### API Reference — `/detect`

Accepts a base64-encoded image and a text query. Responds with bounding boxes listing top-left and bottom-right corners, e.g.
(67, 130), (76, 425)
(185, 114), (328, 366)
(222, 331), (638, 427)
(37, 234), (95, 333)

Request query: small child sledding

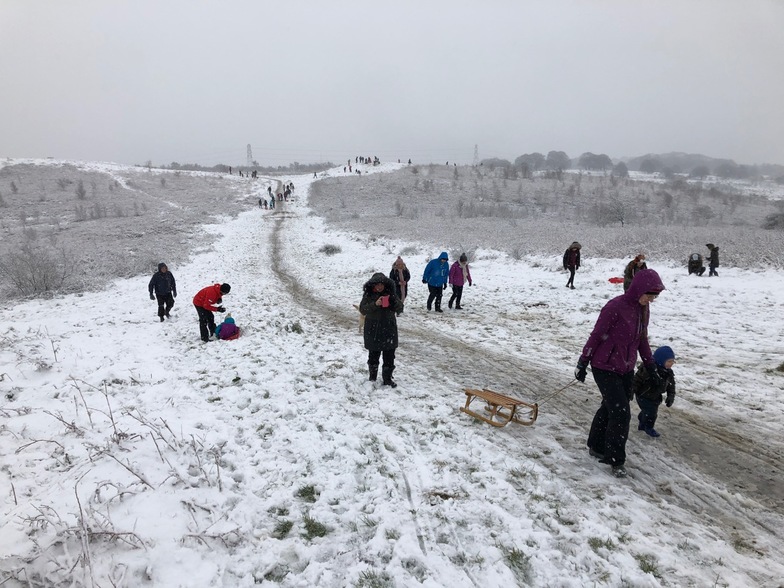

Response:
(214, 313), (241, 341)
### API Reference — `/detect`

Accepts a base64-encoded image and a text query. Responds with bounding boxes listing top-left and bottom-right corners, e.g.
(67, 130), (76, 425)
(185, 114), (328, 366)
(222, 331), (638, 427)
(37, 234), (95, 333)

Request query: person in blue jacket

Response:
(422, 252), (449, 313)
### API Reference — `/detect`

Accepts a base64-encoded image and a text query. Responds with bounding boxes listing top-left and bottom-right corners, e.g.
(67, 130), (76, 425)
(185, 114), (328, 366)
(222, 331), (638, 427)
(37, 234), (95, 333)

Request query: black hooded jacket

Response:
(149, 264), (177, 297)
(359, 273), (403, 351)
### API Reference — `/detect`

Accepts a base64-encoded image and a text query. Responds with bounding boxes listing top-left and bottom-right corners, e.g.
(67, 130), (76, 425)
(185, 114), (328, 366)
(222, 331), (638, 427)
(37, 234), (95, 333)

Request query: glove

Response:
(665, 394), (675, 408)
(443, 284), (448, 290)
(422, 279), (427, 284)
(574, 361), (588, 383)
(216, 306), (226, 313)
(150, 294), (155, 301)
(173, 293), (177, 298)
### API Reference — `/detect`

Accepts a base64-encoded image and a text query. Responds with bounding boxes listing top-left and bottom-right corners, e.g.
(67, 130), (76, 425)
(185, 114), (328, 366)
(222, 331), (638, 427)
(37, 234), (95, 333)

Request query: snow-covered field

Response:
(2, 162), (784, 587)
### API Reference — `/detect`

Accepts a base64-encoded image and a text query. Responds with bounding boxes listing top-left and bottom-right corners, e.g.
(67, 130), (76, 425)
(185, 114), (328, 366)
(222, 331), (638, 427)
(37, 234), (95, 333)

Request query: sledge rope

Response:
(534, 379), (579, 407)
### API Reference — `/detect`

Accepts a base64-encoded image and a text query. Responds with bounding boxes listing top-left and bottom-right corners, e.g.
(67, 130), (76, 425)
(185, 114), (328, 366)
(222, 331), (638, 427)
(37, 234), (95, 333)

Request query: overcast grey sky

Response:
(2, 0), (783, 167)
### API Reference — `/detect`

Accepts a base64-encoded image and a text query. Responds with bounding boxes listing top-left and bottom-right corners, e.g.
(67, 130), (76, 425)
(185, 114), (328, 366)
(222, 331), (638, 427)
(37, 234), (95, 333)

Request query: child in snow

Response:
(214, 313), (240, 340)
(633, 346), (677, 438)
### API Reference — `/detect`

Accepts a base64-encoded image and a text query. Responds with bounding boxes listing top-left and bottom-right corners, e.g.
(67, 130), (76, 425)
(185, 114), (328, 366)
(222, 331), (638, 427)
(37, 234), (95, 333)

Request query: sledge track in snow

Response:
(268, 208), (784, 552)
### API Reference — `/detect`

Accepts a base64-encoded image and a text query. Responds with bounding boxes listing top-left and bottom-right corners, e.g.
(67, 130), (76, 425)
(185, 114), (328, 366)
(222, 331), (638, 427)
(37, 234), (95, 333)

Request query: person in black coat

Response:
(706, 243), (719, 276)
(563, 241), (581, 289)
(359, 273), (403, 387)
(148, 262), (177, 321)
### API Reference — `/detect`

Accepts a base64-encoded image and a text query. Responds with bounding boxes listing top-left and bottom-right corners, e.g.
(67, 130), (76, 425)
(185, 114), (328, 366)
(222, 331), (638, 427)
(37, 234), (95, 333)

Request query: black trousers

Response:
(448, 285), (463, 308)
(367, 349), (395, 369)
(587, 368), (633, 466)
(427, 285), (443, 310)
(566, 267), (576, 287)
(156, 293), (175, 318)
(195, 305), (216, 342)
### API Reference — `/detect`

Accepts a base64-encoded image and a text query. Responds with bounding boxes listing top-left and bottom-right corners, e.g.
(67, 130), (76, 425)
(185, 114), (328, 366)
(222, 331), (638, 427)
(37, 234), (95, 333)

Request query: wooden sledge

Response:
(460, 388), (539, 427)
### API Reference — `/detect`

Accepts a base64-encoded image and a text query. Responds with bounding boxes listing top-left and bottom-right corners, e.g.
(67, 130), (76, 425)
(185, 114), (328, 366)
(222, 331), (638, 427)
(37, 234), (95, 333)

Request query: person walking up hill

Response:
(389, 256), (410, 313)
(563, 242), (581, 289)
(148, 262), (177, 322)
(422, 252), (449, 313)
(448, 253), (473, 309)
(574, 268), (666, 479)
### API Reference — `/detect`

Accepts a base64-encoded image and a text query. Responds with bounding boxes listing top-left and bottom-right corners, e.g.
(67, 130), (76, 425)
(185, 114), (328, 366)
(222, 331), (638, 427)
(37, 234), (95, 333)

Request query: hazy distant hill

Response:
(623, 152), (784, 178)
(624, 152), (733, 174)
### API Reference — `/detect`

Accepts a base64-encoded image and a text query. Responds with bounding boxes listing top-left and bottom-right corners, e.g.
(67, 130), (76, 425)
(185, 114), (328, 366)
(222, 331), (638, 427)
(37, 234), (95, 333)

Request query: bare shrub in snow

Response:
(75, 179), (87, 200)
(319, 244), (341, 256)
(0, 242), (75, 296)
(763, 212), (784, 230)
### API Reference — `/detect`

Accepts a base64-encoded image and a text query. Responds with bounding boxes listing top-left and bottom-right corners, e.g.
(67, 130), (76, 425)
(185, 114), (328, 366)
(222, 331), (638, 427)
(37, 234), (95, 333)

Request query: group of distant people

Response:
(358, 252), (473, 388)
(258, 182), (295, 210)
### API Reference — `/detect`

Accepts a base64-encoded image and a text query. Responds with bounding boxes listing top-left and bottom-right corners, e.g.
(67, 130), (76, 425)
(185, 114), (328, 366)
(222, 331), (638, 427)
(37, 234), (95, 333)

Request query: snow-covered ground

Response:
(2, 163), (783, 587)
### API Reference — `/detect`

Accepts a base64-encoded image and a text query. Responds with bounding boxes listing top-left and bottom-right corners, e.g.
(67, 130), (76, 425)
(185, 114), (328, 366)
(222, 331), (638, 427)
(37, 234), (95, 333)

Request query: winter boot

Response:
(644, 428), (660, 438)
(381, 366), (397, 388)
(368, 364), (379, 382)
(611, 464), (628, 478)
(588, 447), (604, 460)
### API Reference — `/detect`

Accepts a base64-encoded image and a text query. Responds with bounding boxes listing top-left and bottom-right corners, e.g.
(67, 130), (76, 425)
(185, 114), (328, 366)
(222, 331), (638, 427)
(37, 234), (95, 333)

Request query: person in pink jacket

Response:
(448, 253), (473, 310)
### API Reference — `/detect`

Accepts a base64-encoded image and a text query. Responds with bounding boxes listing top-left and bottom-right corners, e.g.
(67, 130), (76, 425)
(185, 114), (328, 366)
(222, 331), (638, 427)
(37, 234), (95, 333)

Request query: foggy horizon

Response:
(2, 0), (783, 168)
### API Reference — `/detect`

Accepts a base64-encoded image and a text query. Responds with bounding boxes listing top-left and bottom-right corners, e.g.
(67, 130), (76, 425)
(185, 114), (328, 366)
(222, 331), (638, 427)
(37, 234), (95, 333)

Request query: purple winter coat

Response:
(448, 261), (472, 287)
(579, 269), (665, 374)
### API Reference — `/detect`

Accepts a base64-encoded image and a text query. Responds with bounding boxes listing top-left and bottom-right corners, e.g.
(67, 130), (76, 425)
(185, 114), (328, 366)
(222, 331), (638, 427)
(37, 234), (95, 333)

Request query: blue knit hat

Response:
(653, 346), (675, 367)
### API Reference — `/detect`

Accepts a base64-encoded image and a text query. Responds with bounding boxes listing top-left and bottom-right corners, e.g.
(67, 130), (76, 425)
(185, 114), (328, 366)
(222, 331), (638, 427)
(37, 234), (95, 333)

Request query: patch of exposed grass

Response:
(501, 545), (532, 584)
(263, 564), (289, 583)
(302, 514), (328, 540)
(385, 528), (400, 540)
(354, 570), (393, 588)
(588, 536), (616, 552)
(272, 519), (293, 539)
(296, 484), (319, 502)
(634, 553), (661, 578)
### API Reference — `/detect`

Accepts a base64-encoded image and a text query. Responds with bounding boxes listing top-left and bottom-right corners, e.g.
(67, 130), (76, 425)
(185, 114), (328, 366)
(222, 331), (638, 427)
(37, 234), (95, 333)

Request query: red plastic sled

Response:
(608, 277), (624, 284)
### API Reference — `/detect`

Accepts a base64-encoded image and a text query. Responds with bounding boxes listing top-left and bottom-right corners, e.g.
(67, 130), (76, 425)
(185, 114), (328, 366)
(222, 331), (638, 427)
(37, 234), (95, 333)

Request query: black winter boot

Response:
(368, 364), (379, 382)
(381, 366), (397, 388)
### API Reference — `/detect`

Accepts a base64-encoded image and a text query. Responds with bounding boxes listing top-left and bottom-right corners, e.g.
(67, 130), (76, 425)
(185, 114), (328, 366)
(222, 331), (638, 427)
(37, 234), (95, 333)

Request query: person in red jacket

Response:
(193, 283), (231, 342)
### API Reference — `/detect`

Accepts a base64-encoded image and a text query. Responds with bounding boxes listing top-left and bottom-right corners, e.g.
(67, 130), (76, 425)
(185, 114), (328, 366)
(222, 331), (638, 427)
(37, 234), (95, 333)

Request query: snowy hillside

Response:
(1, 162), (784, 587)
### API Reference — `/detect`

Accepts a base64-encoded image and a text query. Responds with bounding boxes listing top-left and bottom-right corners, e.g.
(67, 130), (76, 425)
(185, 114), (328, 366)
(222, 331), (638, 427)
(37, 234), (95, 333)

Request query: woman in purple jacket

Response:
(574, 268), (665, 478)
(448, 253), (472, 309)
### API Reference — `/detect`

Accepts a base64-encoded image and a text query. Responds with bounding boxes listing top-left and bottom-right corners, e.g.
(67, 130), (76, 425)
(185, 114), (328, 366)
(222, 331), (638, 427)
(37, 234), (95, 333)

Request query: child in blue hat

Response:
(633, 346), (677, 437)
